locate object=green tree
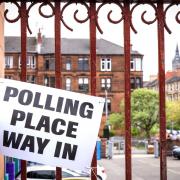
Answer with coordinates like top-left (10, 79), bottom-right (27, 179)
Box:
top-left (131, 88), bottom-right (159, 140)
top-left (166, 100), bottom-right (180, 130)
top-left (109, 113), bottom-right (124, 130)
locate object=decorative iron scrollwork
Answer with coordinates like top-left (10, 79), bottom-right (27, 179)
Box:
top-left (4, 2), bottom-right (21, 23)
top-left (96, 2), bottom-right (124, 34)
top-left (130, 3), bottom-right (157, 33)
top-left (164, 3), bottom-right (180, 34)
top-left (61, 1), bottom-right (90, 32)
top-left (4, 1), bottom-right (180, 35)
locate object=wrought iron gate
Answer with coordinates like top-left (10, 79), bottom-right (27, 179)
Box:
top-left (1, 0), bottom-right (180, 180)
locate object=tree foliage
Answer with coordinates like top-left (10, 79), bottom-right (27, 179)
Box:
top-left (131, 88), bottom-right (159, 139)
top-left (166, 100), bottom-right (180, 129)
top-left (109, 88), bottom-right (159, 139)
top-left (109, 113), bottom-right (124, 130)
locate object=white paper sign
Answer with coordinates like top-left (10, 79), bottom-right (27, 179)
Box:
top-left (0, 79), bottom-right (104, 171)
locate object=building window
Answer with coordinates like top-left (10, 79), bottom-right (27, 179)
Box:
top-left (66, 78), bottom-right (71, 91)
top-left (27, 56), bottom-right (36, 69)
top-left (5, 56), bottom-right (13, 68)
top-left (135, 58), bottom-right (142, 71)
top-left (44, 56), bottom-right (55, 70)
top-left (5, 75), bottom-right (12, 79)
top-left (19, 55), bottom-right (36, 69)
top-left (103, 99), bottom-right (111, 113)
top-left (131, 77), bottom-right (135, 89)
top-left (27, 75), bottom-right (36, 84)
top-left (45, 60), bottom-right (49, 70)
top-left (78, 57), bottom-right (88, 71)
top-left (44, 76), bottom-right (55, 87)
top-left (101, 78), bottom-right (111, 91)
top-left (78, 77), bottom-right (89, 92)
top-left (66, 59), bottom-right (71, 71)
top-left (101, 58), bottom-right (111, 71)
top-left (130, 59), bottom-right (135, 71)
top-left (136, 77), bottom-right (142, 88)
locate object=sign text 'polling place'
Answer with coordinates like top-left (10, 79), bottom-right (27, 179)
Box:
top-left (0, 79), bottom-right (104, 171)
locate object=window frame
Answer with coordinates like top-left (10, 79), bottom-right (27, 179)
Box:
top-left (78, 57), bottom-right (89, 71)
top-left (5, 56), bottom-right (13, 68)
top-left (101, 78), bottom-right (111, 91)
top-left (78, 77), bottom-right (89, 92)
top-left (100, 57), bottom-right (112, 71)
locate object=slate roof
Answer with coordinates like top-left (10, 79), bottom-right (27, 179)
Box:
top-left (166, 76), bottom-right (180, 83)
top-left (5, 36), bottom-right (142, 55)
top-left (144, 79), bottom-right (158, 88)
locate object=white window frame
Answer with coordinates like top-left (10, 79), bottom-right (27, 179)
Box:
top-left (135, 57), bottom-right (142, 71)
top-left (27, 75), bottom-right (36, 84)
top-left (5, 56), bottom-right (13, 68)
top-left (19, 55), bottom-right (36, 69)
top-left (66, 59), bottom-right (71, 71)
top-left (100, 58), bottom-right (111, 71)
top-left (66, 78), bottom-right (71, 91)
top-left (78, 77), bottom-right (89, 92)
top-left (130, 59), bottom-right (135, 71)
top-left (101, 78), bottom-right (111, 90)
top-left (78, 57), bottom-right (89, 71)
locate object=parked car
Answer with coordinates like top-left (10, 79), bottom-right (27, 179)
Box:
top-left (26, 162), bottom-right (107, 180)
top-left (96, 164), bottom-right (107, 180)
top-left (16, 165), bottom-right (90, 180)
top-left (172, 146), bottom-right (180, 159)
top-left (75, 164), bottom-right (107, 180)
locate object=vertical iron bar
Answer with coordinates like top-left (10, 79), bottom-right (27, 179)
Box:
top-left (123, 2), bottom-right (132, 180)
top-left (157, 2), bottom-right (167, 180)
top-left (20, 2), bottom-right (27, 82)
top-left (55, 2), bottom-right (62, 180)
top-left (90, 2), bottom-right (97, 180)
top-left (20, 2), bottom-right (27, 179)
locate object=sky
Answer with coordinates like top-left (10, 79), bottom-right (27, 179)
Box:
top-left (4, 3), bottom-right (180, 81)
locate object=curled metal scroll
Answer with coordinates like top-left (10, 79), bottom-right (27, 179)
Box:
top-left (130, 3), bottom-right (157, 34)
top-left (38, 2), bottom-right (55, 18)
top-left (27, 2), bottom-right (55, 34)
top-left (96, 2), bottom-right (124, 34)
top-left (176, 11), bottom-right (180, 24)
top-left (164, 3), bottom-right (180, 34)
top-left (4, 2), bottom-right (21, 23)
top-left (4, 1), bottom-right (180, 35)
top-left (61, 1), bottom-right (90, 32)
top-left (27, 2), bottom-right (38, 34)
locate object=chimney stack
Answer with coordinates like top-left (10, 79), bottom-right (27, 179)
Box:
top-left (37, 28), bottom-right (42, 53)
top-left (37, 28), bottom-right (42, 45)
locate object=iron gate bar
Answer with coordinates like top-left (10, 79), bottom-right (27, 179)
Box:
top-left (157, 2), bottom-right (167, 180)
top-left (124, 2), bottom-right (132, 180)
top-left (90, 2), bottom-right (97, 180)
top-left (54, 2), bottom-right (62, 180)
top-left (20, 2), bottom-right (27, 180)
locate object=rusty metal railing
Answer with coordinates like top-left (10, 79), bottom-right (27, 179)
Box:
top-left (2, 1), bottom-right (180, 180)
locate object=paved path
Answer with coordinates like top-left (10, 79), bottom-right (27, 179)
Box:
top-left (98, 154), bottom-right (180, 180)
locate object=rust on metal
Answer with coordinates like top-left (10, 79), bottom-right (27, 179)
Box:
top-left (90, 2), bottom-right (97, 180)
top-left (124, 2), bottom-right (132, 180)
top-left (1, 0), bottom-right (180, 3)
top-left (55, 1), bottom-right (62, 89)
top-left (20, 2), bottom-right (27, 180)
top-left (157, 2), bottom-right (167, 180)
top-left (3, 1), bottom-right (180, 180)
top-left (54, 2), bottom-right (62, 179)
